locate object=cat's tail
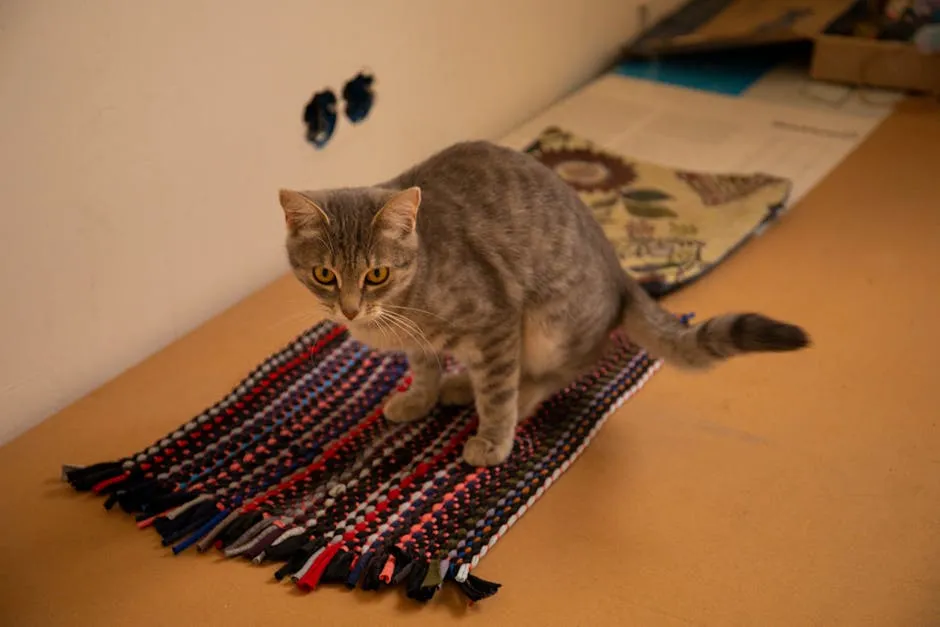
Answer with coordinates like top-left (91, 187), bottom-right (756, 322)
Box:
top-left (620, 282), bottom-right (810, 369)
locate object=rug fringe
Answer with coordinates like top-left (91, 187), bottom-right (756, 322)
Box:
top-left (60, 317), bottom-right (668, 606)
top-left (217, 511), bottom-right (264, 548)
top-left (106, 477), bottom-right (160, 511)
top-left (263, 533), bottom-right (308, 563)
top-left (196, 510), bottom-right (242, 552)
top-left (346, 548), bottom-right (376, 588)
top-left (134, 489), bottom-right (197, 516)
top-left (240, 526), bottom-right (284, 561)
top-left (274, 540), bottom-right (320, 581)
top-left (359, 546), bottom-right (388, 591)
top-left (172, 509), bottom-right (230, 555)
top-left (390, 548), bottom-right (415, 585)
top-left (223, 517), bottom-right (275, 557)
top-left (404, 559), bottom-right (435, 602)
top-left (64, 469), bottom-right (499, 605)
top-left (61, 461), bottom-right (126, 491)
top-left (156, 501), bottom-right (219, 546)
top-left (450, 565), bottom-right (502, 604)
top-left (319, 548), bottom-right (355, 584)
top-left (295, 542), bottom-right (344, 591)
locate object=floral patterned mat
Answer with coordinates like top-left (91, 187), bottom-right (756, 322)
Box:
top-left (526, 127), bottom-right (792, 298)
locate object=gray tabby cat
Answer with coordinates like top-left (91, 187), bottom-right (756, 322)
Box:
top-left (279, 141), bottom-right (808, 467)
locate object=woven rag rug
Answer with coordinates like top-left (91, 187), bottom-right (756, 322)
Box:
top-left (526, 127), bottom-right (792, 298)
top-left (63, 318), bottom-right (685, 604)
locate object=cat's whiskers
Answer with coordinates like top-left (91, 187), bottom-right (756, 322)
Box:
top-left (367, 316), bottom-right (389, 345)
top-left (381, 320), bottom-right (406, 349)
top-left (379, 310), bottom-right (441, 370)
top-left (378, 312), bottom-right (421, 349)
top-left (382, 303), bottom-right (449, 324)
top-left (380, 309), bottom-right (428, 343)
top-left (386, 312), bottom-right (439, 364)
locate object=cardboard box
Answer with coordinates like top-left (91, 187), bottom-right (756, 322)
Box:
top-left (629, 0), bottom-right (858, 56)
top-left (812, 35), bottom-right (940, 94)
top-left (628, 0), bottom-right (940, 93)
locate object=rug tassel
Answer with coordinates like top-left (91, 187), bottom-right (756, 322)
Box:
top-left (113, 478), bottom-right (158, 511)
top-left (60, 463), bottom-right (84, 482)
top-left (391, 559), bottom-right (414, 585)
top-left (422, 559), bottom-right (443, 589)
top-left (152, 499), bottom-right (213, 539)
top-left (295, 543), bottom-right (343, 591)
top-left (263, 533), bottom-right (308, 563)
top-left (359, 547), bottom-right (388, 591)
top-left (241, 526), bottom-right (284, 562)
top-left (216, 511), bottom-right (263, 548)
top-left (319, 549), bottom-right (355, 584)
top-left (345, 549), bottom-right (375, 589)
top-left (291, 546), bottom-right (325, 582)
top-left (407, 558), bottom-right (447, 603)
top-left (196, 510), bottom-right (242, 552)
top-left (151, 495), bottom-right (214, 539)
top-left (223, 518), bottom-right (275, 558)
top-left (151, 508), bottom-right (197, 538)
top-left (274, 540), bottom-right (322, 581)
top-left (61, 460), bottom-right (123, 481)
top-left (136, 490), bottom-right (196, 516)
top-left (158, 502), bottom-right (219, 546)
top-left (91, 472), bottom-right (130, 494)
top-left (96, 474), bottom-right (151, 511)
top-left (386, 546), bottom-right (413, 584)
top-left (404, 560), bottom-right (432, 601)
top-left (452, 570), bottom-right (502, 604)
top-left (226, 516), bottom-right (274, 549)
top-left (103, 492), bottom-right (121, 511)
top-left (171, 509), bottom-right (229, 555)
top-left (378, 554), bottom-right (396, 584)
top-left (115, 480), bottom-right (172, 513)
top-left (166, 494), bottom-right (214, 520)
top-left (62, 461), bottom-right (126, 491)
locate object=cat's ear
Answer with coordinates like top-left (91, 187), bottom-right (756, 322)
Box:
top-left (372, 187), bottom-right (421, 235)
top-left (278, 189), bottom-right (330, 230)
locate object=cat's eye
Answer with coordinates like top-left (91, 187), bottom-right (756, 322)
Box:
top-left (312, 266), bottom-right (337, 285)
top-left (364, 266), bottom-right (390, 286)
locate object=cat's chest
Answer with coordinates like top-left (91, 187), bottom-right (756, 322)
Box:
top-left (346, 324), bottom-right (403, 351)
top-left (345, 323), bottom-right (437, 352)
top-left (347, 320), bottom-right (455, 356)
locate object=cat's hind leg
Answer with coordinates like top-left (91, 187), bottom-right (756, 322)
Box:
top-left (516, 378), bottom-right (557, 419)
top-left (439, 371), bottom-right (474, 406)
top-left (384, 351), bottom-right (442, 423)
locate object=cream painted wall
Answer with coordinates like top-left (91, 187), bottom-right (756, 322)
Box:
top-left (0, 0), bottom-right (680, 444)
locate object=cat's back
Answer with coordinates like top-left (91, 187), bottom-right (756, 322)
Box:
top-left (393, 140), bottom-right (572, 207)
top-left (392, 140), bottom-right (613, 266)
top-left (407, 140), bottom-right (537, 177)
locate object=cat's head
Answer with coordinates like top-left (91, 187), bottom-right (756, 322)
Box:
top-left (278, 186), bottom-right (421, 326)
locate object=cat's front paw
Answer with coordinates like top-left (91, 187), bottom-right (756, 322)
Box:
top-left (462, 435), bottom-right (513, 467)
top-left (439, 372), bottom-right (474, 406)
top-left (383, 388), bottom-right (437, 423)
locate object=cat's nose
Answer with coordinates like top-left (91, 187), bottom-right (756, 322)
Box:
top-left (340, 305), bottom-right (360, 320)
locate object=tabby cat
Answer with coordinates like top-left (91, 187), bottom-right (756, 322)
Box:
top-left (279, 141), bottom-right (808, 466)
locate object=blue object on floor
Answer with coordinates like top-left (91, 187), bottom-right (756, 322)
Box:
top-left (615, 49), bottom-right (782, 96)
